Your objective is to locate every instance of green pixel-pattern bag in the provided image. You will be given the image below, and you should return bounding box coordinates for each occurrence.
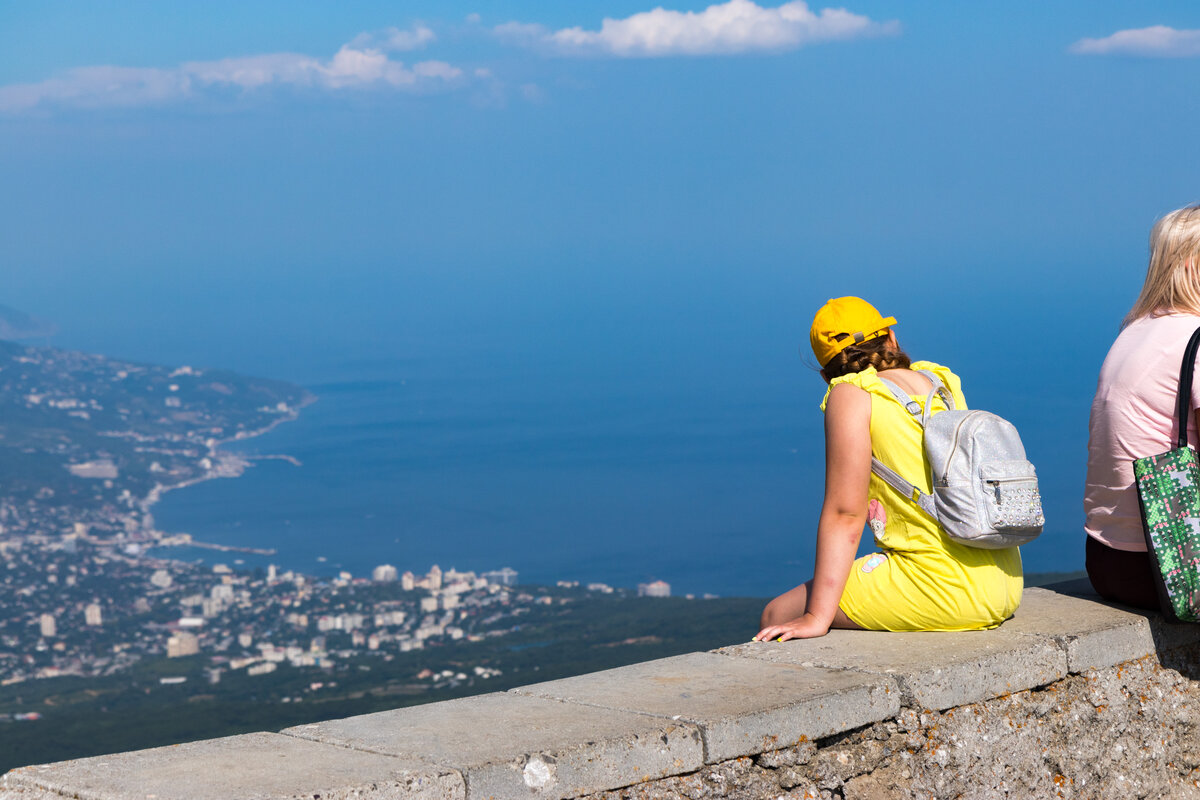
[1133,327,1200,623]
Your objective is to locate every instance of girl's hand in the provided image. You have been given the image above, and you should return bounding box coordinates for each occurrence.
[753,613,831,642]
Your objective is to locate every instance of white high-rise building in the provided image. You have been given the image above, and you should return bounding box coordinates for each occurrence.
[400,571,415,591]
[84,603,102,626]
[39,613,56,638]
[427,565,443,591]
[372,564,398,582]
[444,567,476,583]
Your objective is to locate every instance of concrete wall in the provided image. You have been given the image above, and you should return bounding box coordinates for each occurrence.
[4,580,1200,800]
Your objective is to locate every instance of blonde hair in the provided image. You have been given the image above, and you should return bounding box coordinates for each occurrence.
[1125,205,1200,326]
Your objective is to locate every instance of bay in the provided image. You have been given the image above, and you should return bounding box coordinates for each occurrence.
[149,346,1085,599]
[55,267,1092,600]
[150,349,826,598]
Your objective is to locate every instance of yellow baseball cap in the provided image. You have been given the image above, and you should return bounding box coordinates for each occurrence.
[809,297,897,367]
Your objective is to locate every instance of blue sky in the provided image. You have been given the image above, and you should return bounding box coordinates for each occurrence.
[2,1,1200,569]
[3,2,1198,365]
[4,2,1198,296]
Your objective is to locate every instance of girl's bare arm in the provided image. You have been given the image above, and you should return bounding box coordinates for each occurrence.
[756,381,871,641]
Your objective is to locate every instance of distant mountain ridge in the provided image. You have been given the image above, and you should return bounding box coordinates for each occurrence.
[0,305,57,340]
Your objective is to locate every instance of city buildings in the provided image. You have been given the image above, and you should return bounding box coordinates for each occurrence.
[166,632,199,658]
[0,342,691,694]
[637,580,671,598]
[482,567,518,587]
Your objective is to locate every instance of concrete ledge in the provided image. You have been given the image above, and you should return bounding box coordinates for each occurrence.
[5,584,1197,800]
[510,651,899,763]
[1003,586,1156,672]
[1,731,463,800]
[283,692,704,800]
[717,625,1066,711]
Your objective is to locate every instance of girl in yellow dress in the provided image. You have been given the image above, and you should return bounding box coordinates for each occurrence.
[755,297,1022,641]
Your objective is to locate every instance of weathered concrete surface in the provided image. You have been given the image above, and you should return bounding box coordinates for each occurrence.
[511,652,899,763]
[283,692,704,800]
[0,731,463,800]
[1034,579,1200,677]
[577,648,1200,800]
[1004,586,1156,672]
[717,625,1066,711]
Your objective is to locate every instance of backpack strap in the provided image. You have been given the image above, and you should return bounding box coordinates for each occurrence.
[870,455,938,518]
[870,370,948,522]
[876,377,923,419]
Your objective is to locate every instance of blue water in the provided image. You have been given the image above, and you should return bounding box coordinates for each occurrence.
[39,262,1097,599]
[149,347,1087,599]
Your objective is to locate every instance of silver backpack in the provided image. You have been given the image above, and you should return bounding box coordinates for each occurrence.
[871,370,1043,549]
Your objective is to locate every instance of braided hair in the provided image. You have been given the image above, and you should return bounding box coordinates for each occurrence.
[821,334,912,380]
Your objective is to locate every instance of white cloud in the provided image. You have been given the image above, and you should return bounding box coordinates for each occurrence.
[0,29,465,113]
[348,24,436,52]
[412,61,462,81]
[494,0,898,57]
[494,21,554,47]
[0,66,191,111]
[1070,25,1200,58]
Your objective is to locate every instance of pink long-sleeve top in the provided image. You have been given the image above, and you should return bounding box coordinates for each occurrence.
[1085,312,1200,551]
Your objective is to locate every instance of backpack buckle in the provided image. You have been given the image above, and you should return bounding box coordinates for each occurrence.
[904,400,921,416]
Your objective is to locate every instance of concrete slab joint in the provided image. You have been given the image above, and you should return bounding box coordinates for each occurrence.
[4,584,1198,799]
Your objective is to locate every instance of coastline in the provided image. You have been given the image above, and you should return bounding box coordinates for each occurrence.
[138,391,317,553]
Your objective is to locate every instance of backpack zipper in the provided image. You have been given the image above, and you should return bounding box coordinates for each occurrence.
[940,413,974,485]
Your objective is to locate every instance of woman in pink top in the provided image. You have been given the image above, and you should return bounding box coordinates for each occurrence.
[1086,205,1200,609]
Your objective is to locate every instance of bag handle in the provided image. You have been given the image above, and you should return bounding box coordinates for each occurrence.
[915,369,956,426]
[1176,327,1200,450]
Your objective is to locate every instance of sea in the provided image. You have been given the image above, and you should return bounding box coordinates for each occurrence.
[43,274,1095,600]
[147,347,830,598]
[139,344,1088,599]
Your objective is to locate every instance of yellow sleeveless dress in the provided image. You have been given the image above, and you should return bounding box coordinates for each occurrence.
[820,362,1023,631]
